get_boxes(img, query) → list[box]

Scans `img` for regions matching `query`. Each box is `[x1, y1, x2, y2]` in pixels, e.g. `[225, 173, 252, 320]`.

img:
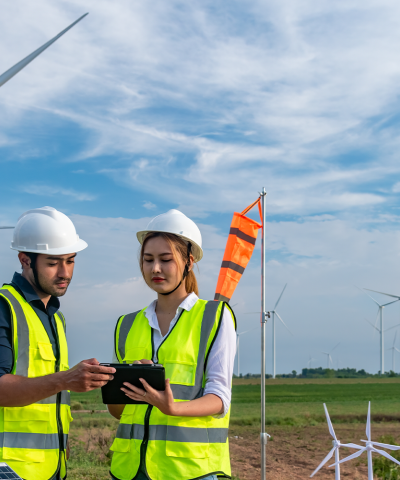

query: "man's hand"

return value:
[62, 358, 115, 393]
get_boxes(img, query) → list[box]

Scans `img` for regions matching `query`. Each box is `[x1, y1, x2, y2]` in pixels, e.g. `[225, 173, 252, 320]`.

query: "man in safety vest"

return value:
[0, 207, 116, 480]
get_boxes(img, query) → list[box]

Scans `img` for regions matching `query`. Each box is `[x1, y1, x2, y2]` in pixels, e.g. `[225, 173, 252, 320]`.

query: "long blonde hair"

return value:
[139, 232, 199, 295]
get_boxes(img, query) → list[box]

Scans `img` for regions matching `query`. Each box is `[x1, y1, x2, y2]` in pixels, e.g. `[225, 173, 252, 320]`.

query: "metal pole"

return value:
[272, 312, 276, 379]
[237, 335, 240, 377]
[334, 442, 340, 480]
[260, 187, 268, 480]
[367, 449, 373, 480]
[381, 307, 384, 375]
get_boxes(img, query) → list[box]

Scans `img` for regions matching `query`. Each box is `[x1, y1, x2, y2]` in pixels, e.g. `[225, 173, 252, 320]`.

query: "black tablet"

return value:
[100, 363, 165, 404]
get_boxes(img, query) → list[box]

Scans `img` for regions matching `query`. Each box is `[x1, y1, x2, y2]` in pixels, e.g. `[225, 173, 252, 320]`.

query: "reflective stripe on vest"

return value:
[0, 286, 71, 480]
[0, 432, 69, 450]
[115, 423, 228, 443]
[111, 299, 235, 480]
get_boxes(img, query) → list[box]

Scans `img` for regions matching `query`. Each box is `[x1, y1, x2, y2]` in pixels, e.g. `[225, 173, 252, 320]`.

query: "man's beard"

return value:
[34, 271, 71, 298]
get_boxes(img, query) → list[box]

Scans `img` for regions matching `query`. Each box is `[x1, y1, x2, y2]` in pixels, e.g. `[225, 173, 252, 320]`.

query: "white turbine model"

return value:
[310, 403, 362, 480]
[360, 287, 400, 374]
[322, 343, 340, 369]
[236, 326, 258, 377]
[332, 402, 400, 480]
[387, 331, 400, 372]
[0, 13, 88, 88]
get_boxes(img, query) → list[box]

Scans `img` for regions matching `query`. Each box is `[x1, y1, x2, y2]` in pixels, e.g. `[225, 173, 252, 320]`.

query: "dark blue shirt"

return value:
[0, 272, 62, 377]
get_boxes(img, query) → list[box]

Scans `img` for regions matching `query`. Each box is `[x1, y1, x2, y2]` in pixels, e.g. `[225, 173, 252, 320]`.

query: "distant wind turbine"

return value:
[236, 326, 258, 376]
[0, 13, 88, 88]
[322, 343, 340, 369]
[359, 287, 400, 374]
[387, 331, 400, 372]
[270, 284, 292, 379]
[308, 356, 316, 368]
[242, 284, 291, 378]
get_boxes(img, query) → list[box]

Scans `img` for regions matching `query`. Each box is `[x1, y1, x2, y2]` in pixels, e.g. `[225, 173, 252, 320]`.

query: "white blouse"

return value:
[112, 292, 237, 417]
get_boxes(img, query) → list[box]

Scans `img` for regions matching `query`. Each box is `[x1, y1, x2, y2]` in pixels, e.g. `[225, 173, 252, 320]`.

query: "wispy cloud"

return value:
[143, 201, 156, 210]
[22, 185, 96, 201]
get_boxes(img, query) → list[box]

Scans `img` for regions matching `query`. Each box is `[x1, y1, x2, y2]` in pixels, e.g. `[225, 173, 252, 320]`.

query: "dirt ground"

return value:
[229, 423, 400, 480]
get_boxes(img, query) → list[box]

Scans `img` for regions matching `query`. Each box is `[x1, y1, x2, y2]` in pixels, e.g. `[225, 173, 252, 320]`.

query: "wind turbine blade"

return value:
[385, 323, 400, 332]
[330, 342, 340, 354]
[238, 325, 259, 336]
[323, 404, 337, 441]
[369, 441, 400, 451]
[329, 448, 365, 466]
[275, 312, 293, 335]
[372, 447, 400, 466]
[310, 447, 335, 477]
[395, 348, 400, 353]
[365, 318, 380, 332]
[364, 288, 400, 300]
[321, 352, 329, 355]
[242, 312, 261, 315]
[274, 284, 287, 310]
[0, 13, 88, 88]
[383, 300, 400, 307]
[361, 289, 382, 307]
[394, 331, 398, 347]
[373, 309, 381, 332]
[366, 402, 371, 441]
[0, 226, 14, 229]
[341, 443, 364, 449]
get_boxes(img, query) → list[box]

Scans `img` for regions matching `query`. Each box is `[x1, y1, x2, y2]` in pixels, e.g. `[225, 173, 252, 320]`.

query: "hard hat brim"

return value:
[10, 238, 88, 255]
[137, 230, 203, 263]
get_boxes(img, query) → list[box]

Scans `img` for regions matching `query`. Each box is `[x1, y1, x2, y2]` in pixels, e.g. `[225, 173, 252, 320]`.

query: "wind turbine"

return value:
[332, 402, 400, 480]
[308, 356, 316, 368]
[236, 326, 258, 377]
[310, 403, 362, 479]
[322, 343, 340, 369]
[0, 13, 88, 88]
[360, 287, 400, 374]
[270, 284, 292, 379]
[387, 331, 400, 372]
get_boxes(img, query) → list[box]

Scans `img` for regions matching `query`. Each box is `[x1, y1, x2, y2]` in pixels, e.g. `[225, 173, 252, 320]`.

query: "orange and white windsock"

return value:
[214, 198, 263, 303]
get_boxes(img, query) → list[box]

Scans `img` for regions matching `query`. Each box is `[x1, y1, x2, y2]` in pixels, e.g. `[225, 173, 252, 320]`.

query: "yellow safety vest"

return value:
[110, 299, 236, 480]
[0, 285, 72, 480]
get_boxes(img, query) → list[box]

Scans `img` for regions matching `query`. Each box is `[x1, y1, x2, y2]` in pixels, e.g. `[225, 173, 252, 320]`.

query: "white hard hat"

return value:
[11, 206, 88, 255]
[137, 209, 203, 262]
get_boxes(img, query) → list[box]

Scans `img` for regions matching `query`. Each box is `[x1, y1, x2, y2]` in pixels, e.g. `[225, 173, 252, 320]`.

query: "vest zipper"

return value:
[136, 311, 185, 479]
[154, 309, 184, 363]
[54, 320, 65, 480]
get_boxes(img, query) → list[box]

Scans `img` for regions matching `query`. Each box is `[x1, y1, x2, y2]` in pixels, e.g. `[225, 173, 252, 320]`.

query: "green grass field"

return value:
[67, 378, 400, 479]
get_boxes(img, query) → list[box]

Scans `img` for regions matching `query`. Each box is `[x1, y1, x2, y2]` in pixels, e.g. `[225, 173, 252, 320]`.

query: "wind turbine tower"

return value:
[236, 327, 257, 377]
[322, 343, 340, 369]
[362, 288, 400, 374]
[387, 331, 400, 372]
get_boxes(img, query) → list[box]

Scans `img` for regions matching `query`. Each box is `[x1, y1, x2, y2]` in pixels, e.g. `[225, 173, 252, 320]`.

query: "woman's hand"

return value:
[121, 378, 177, 416]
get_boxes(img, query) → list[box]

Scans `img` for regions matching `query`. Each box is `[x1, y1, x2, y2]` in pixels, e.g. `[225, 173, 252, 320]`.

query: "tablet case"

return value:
[100, 363, 165, 404]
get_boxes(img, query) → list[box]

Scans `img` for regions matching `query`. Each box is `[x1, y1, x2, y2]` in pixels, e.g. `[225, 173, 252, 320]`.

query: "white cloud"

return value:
[143, 201, 156, 210]
[2, 0, 400, 217]
[21, 185, 96, 201]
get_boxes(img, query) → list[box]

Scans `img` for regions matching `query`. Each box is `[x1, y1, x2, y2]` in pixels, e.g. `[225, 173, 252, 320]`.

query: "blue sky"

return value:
[2, 0, 400, 375]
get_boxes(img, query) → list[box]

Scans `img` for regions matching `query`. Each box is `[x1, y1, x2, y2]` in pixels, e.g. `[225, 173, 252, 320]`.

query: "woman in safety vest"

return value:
[108, 209, 237, 480]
